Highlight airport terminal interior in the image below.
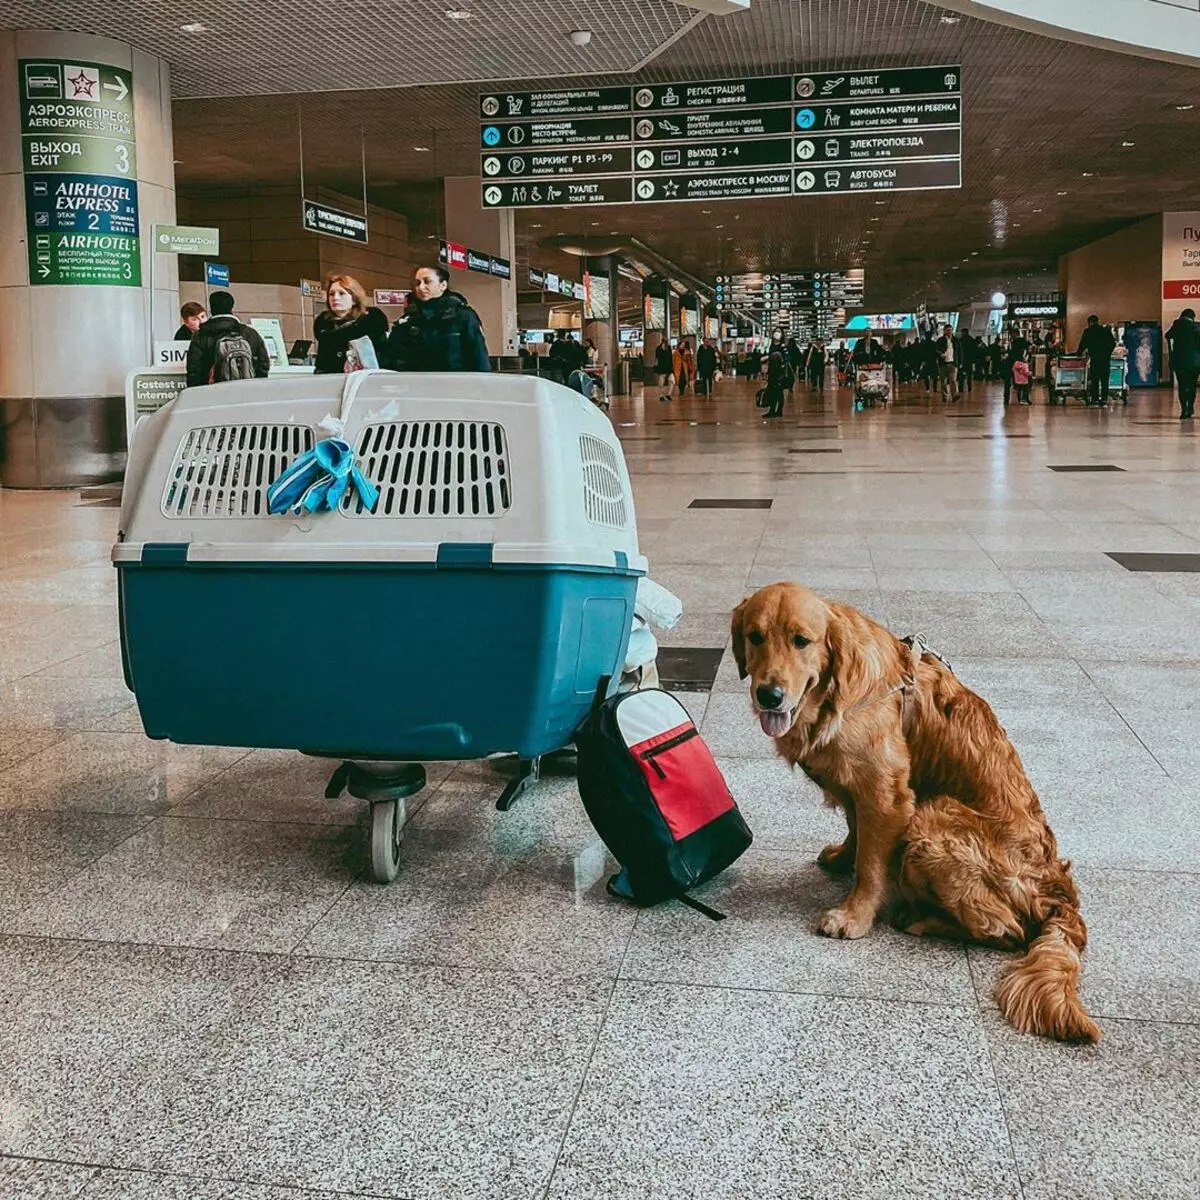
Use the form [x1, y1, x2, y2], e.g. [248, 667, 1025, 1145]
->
[2, 2, 1200, 1198]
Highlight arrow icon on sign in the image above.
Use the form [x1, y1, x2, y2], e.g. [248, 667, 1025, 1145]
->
[103, 75, 128, 102]
[38, 264, 50, 278]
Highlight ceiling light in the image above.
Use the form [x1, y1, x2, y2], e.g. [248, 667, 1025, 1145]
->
[940, 14, 960, 23]
[180, 21, 207, 32]
[412, 145, 431, 152]
[714, 224, 725, 228]
[446, 9, 473, 18]
[874, 200, 886, 205]
[590, 221, 600, 226]
[1057, 190, 1068, 196]
[971, 251, 979, 256]
[1032, 207, 1042, 213]
[991, 291, 1007, 309]
[1082, 171, 1094, 177]
[569, 29, 592, 46]
[1176, 104, 1195, 111]
[1121, 140, 1135, 147]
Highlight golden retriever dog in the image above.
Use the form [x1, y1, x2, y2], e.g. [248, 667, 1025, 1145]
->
[731, 582, 1099, 1044]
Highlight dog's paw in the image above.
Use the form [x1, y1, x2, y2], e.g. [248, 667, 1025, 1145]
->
[817, 906, 873, 940]
[817, 842, 855, 875]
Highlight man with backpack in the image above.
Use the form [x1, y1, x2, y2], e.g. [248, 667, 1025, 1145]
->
[185, 290, 271, 387]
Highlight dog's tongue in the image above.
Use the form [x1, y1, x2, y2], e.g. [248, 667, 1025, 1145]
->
[758, 708, 794, 738]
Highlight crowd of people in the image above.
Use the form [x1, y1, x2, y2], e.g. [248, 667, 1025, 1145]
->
[178, 266, 492, 386]
[175, 281, 1195, 420]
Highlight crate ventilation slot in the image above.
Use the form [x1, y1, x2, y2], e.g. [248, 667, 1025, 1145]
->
[579, 433, 629, 528]
[162, 424, 315, 518]
[343, 421, 512, 517]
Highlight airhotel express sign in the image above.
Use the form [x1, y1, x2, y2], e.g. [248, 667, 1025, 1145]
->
[18, 58, 141, 286]
[480, 65, 962, 209]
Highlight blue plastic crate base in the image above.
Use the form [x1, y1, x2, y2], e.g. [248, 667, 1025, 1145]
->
[119, 553, 636, 760]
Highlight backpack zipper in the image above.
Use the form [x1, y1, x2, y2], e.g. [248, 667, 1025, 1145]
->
[640, 726, 698, 777]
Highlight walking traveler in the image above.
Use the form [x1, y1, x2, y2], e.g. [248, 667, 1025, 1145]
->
[764, 350, 788, 418]
[185, 290, 270, 387]
[1077, 315, 1117, 406]
[313, 274, 389, 374]
[696, 338, 718, 395]
[673, 339, 696, 396]
[805, 339, 827, 391]
[935, 323, 961, 403]
[1167, 307, 1200, 419]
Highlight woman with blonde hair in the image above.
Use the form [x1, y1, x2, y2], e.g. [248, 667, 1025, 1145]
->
[312, 273, 388, 373]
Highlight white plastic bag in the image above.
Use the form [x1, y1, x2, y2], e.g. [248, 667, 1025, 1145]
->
[635, 578, 683, 631]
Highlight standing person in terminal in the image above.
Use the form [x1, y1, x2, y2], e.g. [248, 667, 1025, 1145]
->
[388, 266, 490, 372]
[185, 290, 270, 386]
[174, 301, 207, 341]
[696, 337, 718, 396]
[1077, 314, 1117, 406]
[806, 338, 827, 391]
[313, 274, 389, 374]
[653, 339, 674, 392]
[934, 322, 961, 403]
[1167, 307, 1200, 419]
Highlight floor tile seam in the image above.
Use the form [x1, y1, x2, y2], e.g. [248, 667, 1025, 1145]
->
[539, 879, 642, 1199]
[286, 872, 368, 957]
[1073, 660, 1174, 778]
[0, 1152, 408, 1199]
[153, 748, 259, 818]
[0, 812, 162, 927]
[0, 729, 71, 775]
[612, 971, 979, 1010]
[2, 928, 628, 987]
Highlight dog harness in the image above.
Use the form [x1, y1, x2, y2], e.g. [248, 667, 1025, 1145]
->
[847, 633, 953, 734]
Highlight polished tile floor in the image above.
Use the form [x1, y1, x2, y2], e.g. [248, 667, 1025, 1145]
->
[1, 377, 1198, 1199]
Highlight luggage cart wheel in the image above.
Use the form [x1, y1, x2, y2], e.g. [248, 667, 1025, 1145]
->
[370, 799, 403, 884]
[496, 756, 541, 812]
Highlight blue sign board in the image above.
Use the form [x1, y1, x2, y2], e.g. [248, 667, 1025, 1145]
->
[205, 261, 230, 288]
[24, 171, 138, 236]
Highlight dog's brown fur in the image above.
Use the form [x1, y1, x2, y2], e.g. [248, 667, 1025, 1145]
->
[731, 582, 1099, 1044]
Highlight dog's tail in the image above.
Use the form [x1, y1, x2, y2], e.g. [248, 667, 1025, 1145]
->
[995, 898, 1100, 1044]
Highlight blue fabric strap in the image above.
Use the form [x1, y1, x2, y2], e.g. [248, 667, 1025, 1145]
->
[267, 438, 379, 515]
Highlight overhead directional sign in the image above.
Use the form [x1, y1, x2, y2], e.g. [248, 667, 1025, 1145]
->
[482, 177, 634, 208]
[715, 271, 866, 318]
[481, 64, 962, 208]
[19, 58, 140, 287]
[480, 87, 632, 118]
[302, 199, 368, 243]
[481, 146, 632, 178]
[482, 116, 631, 148]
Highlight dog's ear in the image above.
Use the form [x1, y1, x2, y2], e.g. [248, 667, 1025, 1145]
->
[730, 599, 749, 680]
[824, 604, 877, 713]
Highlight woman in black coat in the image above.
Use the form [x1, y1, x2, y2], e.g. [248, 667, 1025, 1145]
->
[313, 274, 389, 373]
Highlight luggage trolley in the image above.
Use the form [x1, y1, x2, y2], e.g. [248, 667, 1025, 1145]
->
[1051, 354, 1089, 405]
[854, 365, 891, 410]
[114, 372, 645, 881]
[1108, 353, 1130, 405]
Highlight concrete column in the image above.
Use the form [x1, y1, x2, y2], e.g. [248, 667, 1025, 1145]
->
[443, 176, 517, 359]
[583, 255, 623, 393]
[0, 29, 176, 487]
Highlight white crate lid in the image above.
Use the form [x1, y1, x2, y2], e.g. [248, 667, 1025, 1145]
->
[115, 371, 646, 574]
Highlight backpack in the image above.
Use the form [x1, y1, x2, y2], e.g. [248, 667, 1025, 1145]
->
[576, 688, 753, 915]
[1012, 358, 1032, 386]
[209, 328, 256, 382]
